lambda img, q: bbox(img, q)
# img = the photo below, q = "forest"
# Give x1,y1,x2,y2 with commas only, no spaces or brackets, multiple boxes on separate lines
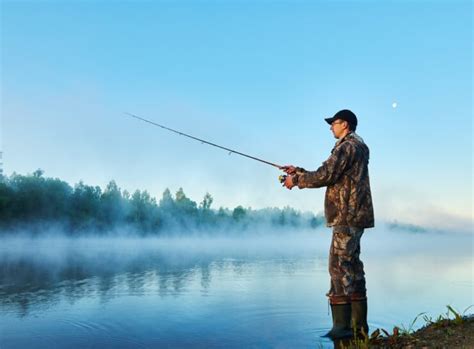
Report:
0,170,324,235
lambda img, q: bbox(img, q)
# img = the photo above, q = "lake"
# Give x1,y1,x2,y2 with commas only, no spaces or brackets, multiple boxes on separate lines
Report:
0,227,472,348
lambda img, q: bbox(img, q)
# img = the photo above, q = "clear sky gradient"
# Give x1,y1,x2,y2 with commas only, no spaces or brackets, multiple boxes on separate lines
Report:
1,0,472,232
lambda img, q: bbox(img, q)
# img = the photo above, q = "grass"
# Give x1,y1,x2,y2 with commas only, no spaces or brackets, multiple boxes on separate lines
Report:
422,305,473,328
398,311,426,336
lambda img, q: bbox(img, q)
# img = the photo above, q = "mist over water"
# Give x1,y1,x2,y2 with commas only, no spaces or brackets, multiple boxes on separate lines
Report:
0,227,472,348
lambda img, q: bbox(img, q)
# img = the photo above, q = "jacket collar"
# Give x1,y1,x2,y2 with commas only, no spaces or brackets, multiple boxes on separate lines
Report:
335,131,354,146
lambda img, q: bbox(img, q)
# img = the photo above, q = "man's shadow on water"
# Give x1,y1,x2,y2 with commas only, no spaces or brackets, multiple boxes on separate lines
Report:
328,332,374,348
325,335,370,349
332,338,356,348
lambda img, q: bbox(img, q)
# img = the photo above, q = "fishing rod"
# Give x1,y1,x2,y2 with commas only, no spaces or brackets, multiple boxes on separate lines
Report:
125,112,287,174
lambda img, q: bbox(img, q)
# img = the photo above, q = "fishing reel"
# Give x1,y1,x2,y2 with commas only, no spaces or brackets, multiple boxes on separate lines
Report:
279,174,287,184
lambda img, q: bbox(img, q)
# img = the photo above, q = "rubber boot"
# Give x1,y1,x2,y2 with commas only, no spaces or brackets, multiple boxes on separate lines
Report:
322,303,353,339
351,299,369,337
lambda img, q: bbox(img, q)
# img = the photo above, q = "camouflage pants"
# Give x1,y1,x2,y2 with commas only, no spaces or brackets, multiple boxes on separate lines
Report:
327,226,367,304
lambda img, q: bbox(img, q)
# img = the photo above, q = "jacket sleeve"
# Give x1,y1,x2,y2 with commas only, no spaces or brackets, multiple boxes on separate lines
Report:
296,142,356,189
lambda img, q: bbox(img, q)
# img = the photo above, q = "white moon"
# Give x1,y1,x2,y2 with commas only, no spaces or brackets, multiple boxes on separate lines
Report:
392,102,398,109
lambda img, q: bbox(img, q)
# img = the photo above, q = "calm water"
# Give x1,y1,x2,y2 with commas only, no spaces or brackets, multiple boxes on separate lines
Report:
0,228,472,348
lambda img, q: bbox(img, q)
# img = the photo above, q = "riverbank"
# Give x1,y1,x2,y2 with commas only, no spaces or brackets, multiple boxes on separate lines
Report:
338,312,474,348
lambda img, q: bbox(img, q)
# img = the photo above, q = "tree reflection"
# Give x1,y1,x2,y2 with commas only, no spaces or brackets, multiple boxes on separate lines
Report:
0,249,244,316
0,236,321,317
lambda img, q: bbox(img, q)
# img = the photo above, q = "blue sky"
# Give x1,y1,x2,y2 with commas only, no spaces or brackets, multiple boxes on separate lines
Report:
1,0,472,232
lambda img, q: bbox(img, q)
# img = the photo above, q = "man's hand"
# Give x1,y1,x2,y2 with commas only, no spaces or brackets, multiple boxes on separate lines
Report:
280,165,297,175
283,175,297,190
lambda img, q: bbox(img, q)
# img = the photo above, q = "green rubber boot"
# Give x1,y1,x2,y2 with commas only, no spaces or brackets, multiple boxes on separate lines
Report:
351,299,369,336
322,304,353,339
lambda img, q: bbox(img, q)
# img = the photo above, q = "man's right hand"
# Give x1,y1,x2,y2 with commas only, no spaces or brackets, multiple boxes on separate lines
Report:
280,165,297,175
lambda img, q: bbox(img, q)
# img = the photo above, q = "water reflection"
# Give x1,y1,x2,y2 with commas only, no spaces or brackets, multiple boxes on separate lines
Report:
0,230,472,349
0,235,323,317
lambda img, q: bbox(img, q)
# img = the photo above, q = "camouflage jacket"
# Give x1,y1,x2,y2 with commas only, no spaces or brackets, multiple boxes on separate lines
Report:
295,132,374,228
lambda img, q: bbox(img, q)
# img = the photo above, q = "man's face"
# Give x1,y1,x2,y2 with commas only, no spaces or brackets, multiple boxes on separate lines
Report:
330,119,348,139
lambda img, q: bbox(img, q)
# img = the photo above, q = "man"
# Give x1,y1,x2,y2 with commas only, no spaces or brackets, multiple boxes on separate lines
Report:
281,109,374,339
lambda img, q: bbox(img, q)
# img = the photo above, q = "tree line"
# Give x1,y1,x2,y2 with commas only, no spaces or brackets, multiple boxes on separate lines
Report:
0,170,324,235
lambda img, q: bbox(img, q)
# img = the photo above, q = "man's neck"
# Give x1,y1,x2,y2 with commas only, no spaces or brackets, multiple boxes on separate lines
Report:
338,130,352,141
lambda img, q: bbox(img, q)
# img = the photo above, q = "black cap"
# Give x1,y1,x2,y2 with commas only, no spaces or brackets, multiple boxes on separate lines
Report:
325,109,358,128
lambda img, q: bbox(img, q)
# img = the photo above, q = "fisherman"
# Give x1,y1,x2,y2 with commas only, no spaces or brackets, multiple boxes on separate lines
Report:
281,109,374,339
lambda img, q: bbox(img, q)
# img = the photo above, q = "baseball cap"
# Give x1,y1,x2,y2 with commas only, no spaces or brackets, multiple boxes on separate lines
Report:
324,109,358,128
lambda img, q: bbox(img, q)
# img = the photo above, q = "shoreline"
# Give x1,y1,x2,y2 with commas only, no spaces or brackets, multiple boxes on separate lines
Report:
339,313,474,348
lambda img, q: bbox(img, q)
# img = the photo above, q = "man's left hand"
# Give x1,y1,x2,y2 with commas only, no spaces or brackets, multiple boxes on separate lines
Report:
283,175,297,190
